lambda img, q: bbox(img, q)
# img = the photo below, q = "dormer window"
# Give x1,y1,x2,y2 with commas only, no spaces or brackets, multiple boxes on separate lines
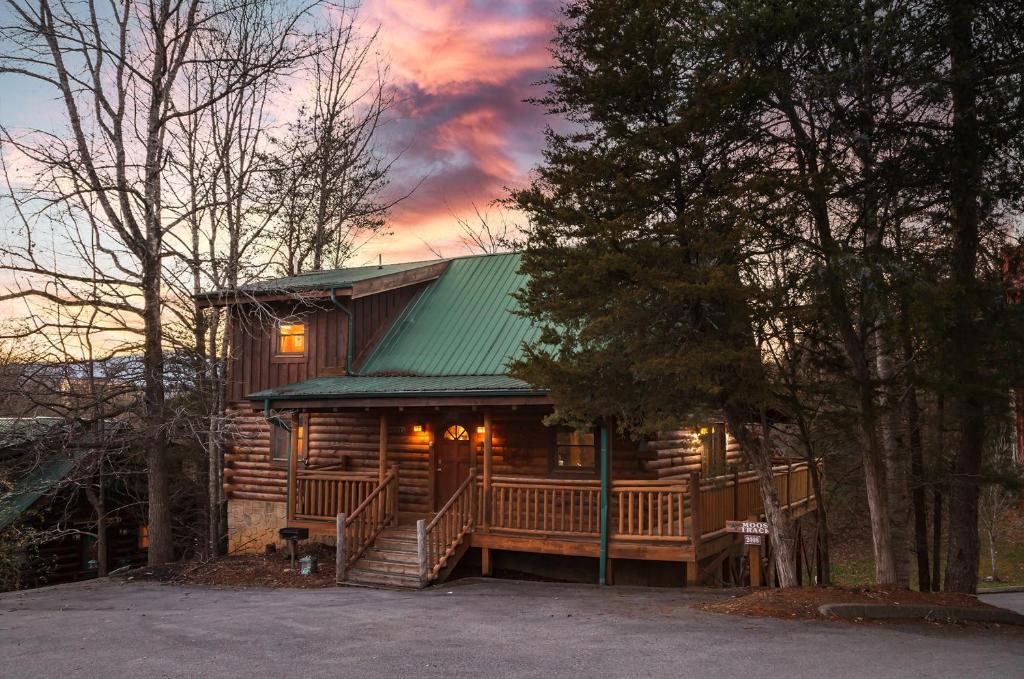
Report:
277,321,305,355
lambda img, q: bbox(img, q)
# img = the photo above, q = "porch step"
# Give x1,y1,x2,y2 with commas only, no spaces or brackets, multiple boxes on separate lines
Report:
344,567,423,589
343,523,424,590
362,546,420,565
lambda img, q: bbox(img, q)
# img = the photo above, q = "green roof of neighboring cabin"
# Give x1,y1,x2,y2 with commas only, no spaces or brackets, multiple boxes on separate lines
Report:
0,457,75,531
247,252,546,401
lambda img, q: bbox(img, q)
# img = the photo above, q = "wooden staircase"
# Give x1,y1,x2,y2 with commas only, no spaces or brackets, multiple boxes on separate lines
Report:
345,524,424,589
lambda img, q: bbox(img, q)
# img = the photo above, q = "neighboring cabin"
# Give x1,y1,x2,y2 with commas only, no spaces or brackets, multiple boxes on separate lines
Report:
201,253,817,588
0,418,146,591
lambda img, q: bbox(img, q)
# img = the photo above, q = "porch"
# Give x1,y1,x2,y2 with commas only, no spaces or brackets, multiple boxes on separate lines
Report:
281,409,821,588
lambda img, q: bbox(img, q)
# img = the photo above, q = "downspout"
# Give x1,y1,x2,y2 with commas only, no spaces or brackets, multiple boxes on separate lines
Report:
330,287,354,375
599,420,610,586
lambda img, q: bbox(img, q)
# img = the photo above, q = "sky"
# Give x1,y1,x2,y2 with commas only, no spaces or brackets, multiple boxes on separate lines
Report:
345,0,563,263
0,0,564,266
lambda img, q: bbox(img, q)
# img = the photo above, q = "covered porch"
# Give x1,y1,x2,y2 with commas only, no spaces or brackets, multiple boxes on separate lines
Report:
272,402,821,588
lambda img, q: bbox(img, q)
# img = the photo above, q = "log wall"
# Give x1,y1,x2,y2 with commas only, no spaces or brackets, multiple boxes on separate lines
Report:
223,409,667,514
643,429,743,479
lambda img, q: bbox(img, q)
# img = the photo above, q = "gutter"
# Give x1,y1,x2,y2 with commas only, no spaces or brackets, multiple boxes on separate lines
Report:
330,287,355,376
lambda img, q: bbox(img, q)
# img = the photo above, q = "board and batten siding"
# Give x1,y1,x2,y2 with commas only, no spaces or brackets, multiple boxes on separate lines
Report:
226,283,426,403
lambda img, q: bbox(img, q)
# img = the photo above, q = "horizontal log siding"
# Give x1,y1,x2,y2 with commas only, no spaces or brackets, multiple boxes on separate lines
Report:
644,430,743,479
224,410,661,509
224,409,283,503
224,409,433,512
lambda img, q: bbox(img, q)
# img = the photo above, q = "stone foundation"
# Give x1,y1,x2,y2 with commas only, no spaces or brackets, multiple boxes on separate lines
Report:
227,498,287,554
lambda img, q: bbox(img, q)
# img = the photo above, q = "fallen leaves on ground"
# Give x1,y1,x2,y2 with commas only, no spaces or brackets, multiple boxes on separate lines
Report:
699,585,995,625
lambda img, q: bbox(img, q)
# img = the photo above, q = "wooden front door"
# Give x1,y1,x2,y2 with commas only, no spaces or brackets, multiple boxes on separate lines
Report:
435,424,471,510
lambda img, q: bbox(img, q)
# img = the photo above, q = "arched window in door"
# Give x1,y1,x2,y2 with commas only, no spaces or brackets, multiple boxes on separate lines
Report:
443,425,469,441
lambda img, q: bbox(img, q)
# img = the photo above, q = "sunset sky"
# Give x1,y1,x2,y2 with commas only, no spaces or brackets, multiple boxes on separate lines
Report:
348,0,562,263
0,0,564,266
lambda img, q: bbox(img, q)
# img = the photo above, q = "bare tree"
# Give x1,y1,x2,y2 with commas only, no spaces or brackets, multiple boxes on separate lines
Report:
265,8,402,274
0,0,315,565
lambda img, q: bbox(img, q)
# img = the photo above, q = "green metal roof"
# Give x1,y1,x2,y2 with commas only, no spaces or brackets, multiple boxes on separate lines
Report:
203,259,442,297
360,252,541,376
0,457,75,531
247,374,544,401
0,417,65,449
245,252,550,402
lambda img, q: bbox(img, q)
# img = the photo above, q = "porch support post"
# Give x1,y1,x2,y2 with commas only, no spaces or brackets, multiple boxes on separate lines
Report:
336,513,346,582
287,413,298,523
599,420,610,586
483,410,492,530
378,411,388,483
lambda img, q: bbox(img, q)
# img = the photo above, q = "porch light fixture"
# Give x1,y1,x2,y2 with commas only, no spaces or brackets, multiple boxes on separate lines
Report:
412,424,423,433
476,425,485,434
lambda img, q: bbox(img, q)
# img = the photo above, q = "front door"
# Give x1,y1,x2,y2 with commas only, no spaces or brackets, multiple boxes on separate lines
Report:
435,424,471,510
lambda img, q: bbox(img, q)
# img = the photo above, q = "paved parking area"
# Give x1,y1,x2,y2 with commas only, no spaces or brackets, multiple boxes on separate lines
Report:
1,578,1022,678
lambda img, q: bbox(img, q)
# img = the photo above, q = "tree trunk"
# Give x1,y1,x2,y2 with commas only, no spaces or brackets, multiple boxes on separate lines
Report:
795,412,830,584
724,406,799,588
858,386,899,585
907,382,931,591
944,0,984,594
900,304,931,591
143,264,173,566
932,393,946,592
874,330,912,587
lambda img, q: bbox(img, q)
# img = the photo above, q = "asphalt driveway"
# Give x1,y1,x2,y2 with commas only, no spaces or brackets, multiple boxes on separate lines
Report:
1,578,1022,678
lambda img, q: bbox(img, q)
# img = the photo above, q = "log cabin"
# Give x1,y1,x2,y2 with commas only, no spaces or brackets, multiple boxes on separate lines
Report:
201,252,819,588
0,418,147,591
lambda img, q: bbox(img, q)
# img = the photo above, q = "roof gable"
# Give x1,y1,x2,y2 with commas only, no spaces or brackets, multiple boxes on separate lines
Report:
197,259,448,306
359,253,538,377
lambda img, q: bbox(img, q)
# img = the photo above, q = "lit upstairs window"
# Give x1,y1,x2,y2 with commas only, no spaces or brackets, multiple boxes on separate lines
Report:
278,322,305,354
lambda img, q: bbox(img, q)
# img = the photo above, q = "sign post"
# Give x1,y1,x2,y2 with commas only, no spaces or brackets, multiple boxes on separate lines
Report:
725,517,770,586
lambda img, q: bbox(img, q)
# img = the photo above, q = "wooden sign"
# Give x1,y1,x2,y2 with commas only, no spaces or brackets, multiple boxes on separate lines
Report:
744,534,764,546
725,520,770,535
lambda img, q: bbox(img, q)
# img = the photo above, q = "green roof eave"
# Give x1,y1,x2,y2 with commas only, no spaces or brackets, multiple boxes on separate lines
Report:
248,388,550,402
244,374,548,402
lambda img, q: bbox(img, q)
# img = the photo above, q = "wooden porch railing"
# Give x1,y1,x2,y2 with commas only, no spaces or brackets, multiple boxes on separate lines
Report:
476,459,821,545
418,469,475,583
611,480,689,541
290,468,377,524
335,466,399,580
484,477,602,536
481,476,691,542
697,460,820,539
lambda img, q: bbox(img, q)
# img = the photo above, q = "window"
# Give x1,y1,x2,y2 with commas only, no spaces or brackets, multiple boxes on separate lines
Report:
700,423,727,476
552,428,598,473
271,422,304,464
443,425,469,441
277,322,305,355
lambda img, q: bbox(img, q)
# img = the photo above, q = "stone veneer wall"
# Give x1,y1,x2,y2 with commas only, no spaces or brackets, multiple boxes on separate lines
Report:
227,498,286,554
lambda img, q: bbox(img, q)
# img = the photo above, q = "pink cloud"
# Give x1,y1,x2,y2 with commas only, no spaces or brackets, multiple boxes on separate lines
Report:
355,0,562,262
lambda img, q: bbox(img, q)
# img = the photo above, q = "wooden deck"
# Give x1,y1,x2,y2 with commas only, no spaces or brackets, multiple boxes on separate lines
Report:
287,459,821,586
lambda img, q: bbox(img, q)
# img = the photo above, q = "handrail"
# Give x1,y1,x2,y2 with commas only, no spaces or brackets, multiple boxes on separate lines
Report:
291,469,377,522
335,466,399,580
418,469,476,584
